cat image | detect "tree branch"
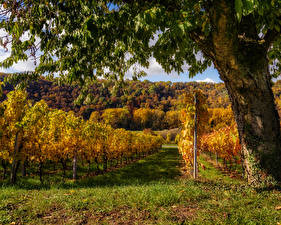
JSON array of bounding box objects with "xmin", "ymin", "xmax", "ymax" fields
[{"xmin": 189, "ymin": 29, "xmax": 216, "ymax": 62}]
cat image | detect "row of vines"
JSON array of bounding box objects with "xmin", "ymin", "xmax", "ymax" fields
[
  {"xmin": 178, "ymin": 91, "xmax": 241, "ymax": 173},
  {"xmin": 0, "ymin": 90, "xmax": 164, "ymax": 183}
]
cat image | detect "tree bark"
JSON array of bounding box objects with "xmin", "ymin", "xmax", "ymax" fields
[
  {"xmin": 204, "ymin": 0, "xmax": 281, "ymax": 187},
  {"xmin": 217, "ymin": 58, "xmax": 281, "ymax": 186}
]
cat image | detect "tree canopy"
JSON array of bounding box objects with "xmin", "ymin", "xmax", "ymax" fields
[{"xmin": 0, "ymin": 0, "xmax": 279, "ymax": 83}]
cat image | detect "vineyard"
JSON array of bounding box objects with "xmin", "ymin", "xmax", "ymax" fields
[
  {"xmin": 0, "ymin": 87, "xmax": 271, "ymax": 184},
  {"xmin": 0, "ymin": 89, "xmax": 164, "ymax": 183},
  {"xmin": 178, "ymin": 91, "xmax": 241, "ymax": 176},
  {"xmin": 0, "ymin": 88, "xmax": 280, "ymax": 224}
]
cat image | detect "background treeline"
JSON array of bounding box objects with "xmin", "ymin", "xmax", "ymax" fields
[
  {"xmin": 1, "ymin": 74, "xmax": 230, "ymax": 117},
  {"xmin": 2, "ymin": 74, "xmax": 281, "ymax": 130}
]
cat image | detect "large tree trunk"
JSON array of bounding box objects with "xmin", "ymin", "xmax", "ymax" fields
[
  {"xmin": 207, "ymin": 0, "xmax": 281, "ymax": 187},
  {"xmin": 217, "ymin": 56, "xmax": 281, "ymax": 186}
]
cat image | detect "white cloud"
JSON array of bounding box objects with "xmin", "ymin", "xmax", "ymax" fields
[
  {"xmin": 12, "ymin": 60, "xmax": 37, "ymax": 72},
  {"xmin": 195, "ymin": 78, "xmax": 215, "ymax": 83},
  {"xmin": 125, "ymin": 57, "xmax": 189, "ymax": 80},
  {"xmin": 0, "ymin": 29, "xmax": 41, "ymax": 73}
]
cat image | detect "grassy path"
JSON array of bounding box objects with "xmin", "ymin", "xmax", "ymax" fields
[{"xmin": 0, "ymin": 147, "xmax": 281, "ymax": 224}]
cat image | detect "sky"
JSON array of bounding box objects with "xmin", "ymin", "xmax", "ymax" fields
[
  {"xmin": 0, "ymin": 57, "xmax": 221, "ymax": 84},
  {"xmin": 0, "ymin": 29, "xmax": 221, "ymax": 84},
  {"xmin": 137, "ymin": 61, "xmax": 221, "ymax": 83},
  {"xmin": 0, "ymin": 53, "xmax": 221, "ymax": 84}
]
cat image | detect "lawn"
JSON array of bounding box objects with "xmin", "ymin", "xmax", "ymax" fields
[{"xmin": 0, "ymin": 147, "xmax": 280, "ymax": 224}]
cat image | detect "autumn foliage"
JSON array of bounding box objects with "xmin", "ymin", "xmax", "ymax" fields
[
  {"xmin": 0, "ymin": 90, "xmax": 164, "ymax": 182},
  {"xmin": 178, "ymin": 92, "xmax": 241, "ymax": 171},
  {"xmin": 178, "ymin": 91, "xmax": 209, "ymax": 167}
]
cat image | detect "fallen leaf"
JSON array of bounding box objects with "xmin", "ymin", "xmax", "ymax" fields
[{"xmin": 275, "ymin": 206, "xmax": 281, "ymax": 210}]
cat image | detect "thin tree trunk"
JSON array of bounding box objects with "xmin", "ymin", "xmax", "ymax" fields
[
  {"xmin": 10, "ymin": 132, "xmax": 21, "ymax": 184},
  {"xmin": 39, "ymin": 162, "xmax": 43, "ymax": 184},
  {"xmin": 73, "ymin": 153, "xmax": 77, "ymax": 180},
  {"xmin": 215, "ymin": 152, "xmax": 218, "ymax": 165},
  {"xmin": 21, "ymin": 159, "xmax": 26, "ymax": 177},
  {"xmin": 103, "ymin": 156, "xmax": 107, "ymax": 171},
  {"xmin": 87, "ymin": 160, "xmax": 91, "ymax": 175},
  {"xmin": 60, "ymin": 159, "xmax": 67, "ymax": 178},
  {"xmin": 1, "ymin": 160, "xmax": 7, "ymax": 179}
]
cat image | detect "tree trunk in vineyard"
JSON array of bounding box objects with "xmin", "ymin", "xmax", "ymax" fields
[
  {"xmin": 61, "ymin": 159, "xmax": 67, "ymax": 178},
  {"xmin": 215, "ymin": 152, "xmax": 218, "ymax": 165},
  {"xmin": 73, "ymin": 154, "xmax": 77, "ymax": 180},
  {"xmin": 10, "ymin": 132, "xmax": 22, "ymax": 184},
  {"xmin": 207, "ymin": 0, "xmax": 281, "ymax": 187},
  {"xmin": 21, "ymin": 159, "xmax": 26, "ymax": 177},
  {"xmin": 39, "ymin": 162, "xmax": 43, "ymax": 184},
  {"xmin": 2, "ymin": 160, "xmax": 7, "ymax": 179},
  {"xmin": 218, "ymin": 61, "xmax": 281, "ymax": 186}
]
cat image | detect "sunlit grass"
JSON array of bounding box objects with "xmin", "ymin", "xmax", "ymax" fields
[{"xmin": 0, "ymin": 148, "xmax": 280, "ymax": 224}]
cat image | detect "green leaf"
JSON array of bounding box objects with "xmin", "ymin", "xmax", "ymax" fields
[
  {"xmin": 243, "ymin": 0, "xmax": 255, "ymax": 15},
  {"xmin": 235, "ymin": 0, "xmax": 243, "ymax": 22}
]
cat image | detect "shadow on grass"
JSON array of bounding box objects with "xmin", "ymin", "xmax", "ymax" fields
[
  {"xmin": 70, "ymin": 148, "xmax": 181, "ymax": 188},
  {"xmin": 0, "ymin": 148, "xmax": 182, "ymax": 190}
]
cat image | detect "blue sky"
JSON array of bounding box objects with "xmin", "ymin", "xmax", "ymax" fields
[
  {"xmin": 127, "ymin": 57, "xmax": 221, "ymax": 83},
  {"xmin": 140, "ymin": 66, "xmax": 221, "ymax": 83}
]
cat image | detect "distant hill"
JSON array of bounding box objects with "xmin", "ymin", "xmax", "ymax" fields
[{"xmin": 2, "ymin": 74, "xmax": 281, "ymax": 119}]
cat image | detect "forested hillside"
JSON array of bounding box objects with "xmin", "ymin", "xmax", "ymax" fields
[
  {"xmin": 0, "ymin": 75, "xmax": 229, "ymax": 117},
  {"xmin": 2, "ymin": 74, "xmax": 281, "ymax": 122}
]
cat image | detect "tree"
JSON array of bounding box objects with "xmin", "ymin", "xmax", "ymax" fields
[
  {"xmin": 101, "ymin": 108, "xmax": 130, "ymax": 129},
  {"xmin": 133, "ymin": 108, "xmax": 153, "ymax": 130},
  {"xmin": 1, "ymin": 90, "xmax": 29, "ymax": 183},
  {"xmin": 1, "ymin": 0, "xmax": 281, "ymax": 186},
  {"xmin": 64, "ymin": 111, "xmax": 85, "ymax": 180},
  {"xmin": 165, "ymin": 111, "xmax": 181, "ymax": 129},
  {"xmin": 21, "ymin": 100, "xmax": 50, "ymax": 182}
]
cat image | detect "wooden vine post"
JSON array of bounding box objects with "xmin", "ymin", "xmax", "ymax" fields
[
  {"xmin": 193, "ymin": 92, "xmax": 198, "ymax": 179},
  {"xmin": 178, "ymin": 90, "xmax": 208, "ymax": 179}
]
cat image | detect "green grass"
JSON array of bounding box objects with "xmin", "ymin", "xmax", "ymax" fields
[{"xmin": 0, "ymin": 148, "xmax": 280, "ymax": 224}]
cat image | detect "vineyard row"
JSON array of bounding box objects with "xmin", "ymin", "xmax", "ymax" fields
[{"xmin": 0, "ymin": 90, "xmax": 164, "ymax": 183}]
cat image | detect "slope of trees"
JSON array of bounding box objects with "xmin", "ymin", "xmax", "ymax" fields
[
  {"xmin": 3, "ymin": 75, "xmax": 281, "ymax": 120},
  {"xmin": 1, "ymin": 75, "xmax": 231, "ymax": 119},
  {"xmin": 2, "ymin": 75, "xmax": 281, "ymax": 131}
]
